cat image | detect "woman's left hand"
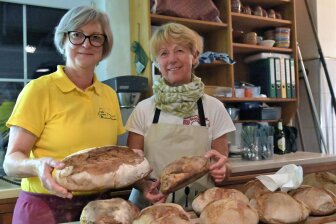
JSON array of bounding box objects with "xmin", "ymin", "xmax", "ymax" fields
[{"xmin": 204, "ymin": 150, "xmax": 228, "ymax": 183}]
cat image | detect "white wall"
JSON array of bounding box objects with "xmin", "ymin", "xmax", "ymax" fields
[
  {"xmin": 296, "ymin": 0, "xmax": 336, "ymax": 154},
  {"xmin": 94, "ymin": 0, "xmax": 131, "ymax": 81}
]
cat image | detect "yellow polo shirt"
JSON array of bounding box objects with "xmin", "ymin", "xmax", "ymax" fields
[{"xmin": 7, "ymin": 65, "xmax": 126, "ymax": 194}]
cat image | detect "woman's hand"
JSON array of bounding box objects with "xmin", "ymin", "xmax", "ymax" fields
[
  {"xmin": 204, "ymin": 149, "xmax": 228, "ymax": 184},
  {"xmin": 135, "ymin": 178, "xmax": 167, "ymax": 204},
  {"xmin": 36, "ymin": 157, "xmax": 72, "ymax": 199}
]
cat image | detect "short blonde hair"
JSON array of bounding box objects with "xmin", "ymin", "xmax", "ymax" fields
[
  {"xmin": 54, "ymin": 5, "xmax": 113, "ymax": 60},
  {"xmin": 150, "ymin": 23, "xmax": 203, "ymax": 68}
]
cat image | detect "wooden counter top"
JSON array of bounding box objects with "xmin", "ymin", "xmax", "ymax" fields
[
  {"xmin": 229, "ymin": 151, "xmax": 336, "ymax": 174},
  {"xmin": 0, "ymin": 177, "xmax": 20, "ymax": 200}
]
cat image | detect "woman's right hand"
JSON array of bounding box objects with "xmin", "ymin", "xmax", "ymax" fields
[
  {"xmin": 142, "ymin": 179, "xmax": 167, "ymax": 204},
  {"xmin": 36, "ymin": 157, "xmax": 73, "ymax": 199}
]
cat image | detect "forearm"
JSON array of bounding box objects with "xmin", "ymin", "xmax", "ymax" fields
[{"xmin": 3, "ymin": 151, "xmax": 39, "ymax": 178}]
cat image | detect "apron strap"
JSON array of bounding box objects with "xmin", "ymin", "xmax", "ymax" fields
[
  {"xmin": 152, "ymin": 98, "xmax": 206, "ymax": 126},
  {"xmin": 197, "ymin": 98, "xmax": 206, "ymax": 127},
  {"xmin": 153, "ymin": 107, "xmax": 161, "ymax": 124}
]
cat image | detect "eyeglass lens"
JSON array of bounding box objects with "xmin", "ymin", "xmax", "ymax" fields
[{"xmin": 68, "ymin": 31, "xmax": 106, "ymax": 47}]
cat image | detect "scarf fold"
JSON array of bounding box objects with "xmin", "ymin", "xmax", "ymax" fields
[{"xmin": 152, "ymin": 75, "xmax": 204, "ymax": 118}]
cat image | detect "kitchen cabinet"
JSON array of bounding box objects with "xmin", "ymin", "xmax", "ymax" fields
[
  {"xmin": 0, "ymin": 198, "xmax": 17, "ymax": 224},
  {"xmin": 129, "ymin": 0, "xmax": 298, "ymax": 124}
]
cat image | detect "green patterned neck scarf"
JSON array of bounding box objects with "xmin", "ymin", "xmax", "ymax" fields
[{"xmin": 152, "ymin": 75, "xmax": 205, "ymax": 118}]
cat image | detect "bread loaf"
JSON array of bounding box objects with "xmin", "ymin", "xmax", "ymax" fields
[
  {"xmin": 80, "ymin": 198, "xmax": 139, "ymax": 224},
  {"xmin": 200, "ymin": 198, "xmax": 259, "ymax": 224},
  {"xmin": 132, "ymin": 203, "xmax": 190, "ymax": 224},
  {"xmin": 55, "ymin": 146, "xmax": 151, "ymax": 191},
  {"xmin": 159, "ymin": 156, "xmax": 209, "ymax": 194},
  {"xmin": 192, "ymin": 187, "xmax": 249, "ymax": 214},
  {"xmin": 242, "ymin": 179, "xmax": 271, "ymax": 200},
  {"xmin": 303, "ymin": 172, "xmax": 336, "ymax": 195},
  {"xmin": 250, "ymin": 192, "xmax": 310, "ymax": 224},
  {"xmin": 289, "ymin": 185, "xmax": 336, "ymax": 216}
]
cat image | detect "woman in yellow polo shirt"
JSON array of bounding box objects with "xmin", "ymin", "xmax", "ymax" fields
[{"xmin": 3, "ymin": 6, "xmax": 125, "ymax": 224}]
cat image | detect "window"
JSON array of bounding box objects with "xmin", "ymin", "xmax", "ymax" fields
[{"xmin": 0, "ymin": 2, "xmax": 67, "ymax": 141}]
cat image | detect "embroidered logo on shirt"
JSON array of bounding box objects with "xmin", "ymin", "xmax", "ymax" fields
[
  {"xmin": 98, "ymin": 108, "xmax": 116, "ymax": 120},
  {"xmin": 183, "ymin": 115, "xmax": 209, "ymax": 126}
]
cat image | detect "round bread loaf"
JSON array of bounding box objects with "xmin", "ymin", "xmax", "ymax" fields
[
  {"xmin": 303, "ymin": 172, "xmax": 336, "ymax": 195},
  {"xmin": 289, "ymin": 185, "xmax": 336, "ymax": 216},
  {"xmin": 80, "ymin": 198, "xmax": 139, "ymax": 224},
  {"xmin": 242, "ymin": 179, "xmax": 271, "ymax": 200},
  {"xmin": 159, "ymin": 156, "xmax": 209, "ymax": 194},
  {"xmin": 250, "ymin": 192, "xmax": 310, "ymax": 224},
  {"xmin": 192, "ymin": 187, "xmax": 249, "ymax": 214},
  {"xmin": 132, "ymin": 203, "xmax": 190, "ymax": 224},
  {"xmin": 55, "ymin": 145, "xmax": 151, "ymax": 191},
  {"xmin": 200, "ymin": 198, "xmax": 259, "ymax": 224}
]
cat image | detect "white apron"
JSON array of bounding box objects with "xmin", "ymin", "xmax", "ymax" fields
[{"xmin": 129, "ymin": 99, "xmax": 214, "ymax": 210}]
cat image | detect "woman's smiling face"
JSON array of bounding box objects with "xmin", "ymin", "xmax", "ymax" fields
[{"xmin": 156, "ymin": 42, "xmax": 197, "ymax": 86}]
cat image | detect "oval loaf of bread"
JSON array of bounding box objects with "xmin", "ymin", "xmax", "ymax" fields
[
  {"xmin": 55, "ymin": 145, "xmax": 151, "ymax": 191},
  {"xmin": 159, "ymin": 156, "xmax": 209, "ymax": 194},
  {"xmin": 80, "ymin": 198, "xmax": 139, "ymax": 224}
]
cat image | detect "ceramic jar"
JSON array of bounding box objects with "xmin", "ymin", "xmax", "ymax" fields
[
  {"xmin": 231, "ymin": 0, "xmax": 242, "ymax": 13},
  {"xmin": 243, "ymin": 32, "xmax": 257, "ymax": 45}
]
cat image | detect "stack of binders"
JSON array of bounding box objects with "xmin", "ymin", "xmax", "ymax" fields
[{"xmin": 246, "ymin": 53, "xmax": 296, "ymax": 98}]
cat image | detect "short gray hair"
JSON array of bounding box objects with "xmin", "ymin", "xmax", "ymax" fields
[{"xmin": 54, "ymin": 5, "xmax": 113, "ymax": 60}]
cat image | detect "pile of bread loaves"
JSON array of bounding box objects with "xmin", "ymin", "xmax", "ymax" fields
[{"xmin": 54, "ymin": 146, "xmax": 336, "ymax": 223}]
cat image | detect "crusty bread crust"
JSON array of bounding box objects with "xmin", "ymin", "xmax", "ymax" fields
[
  {"xmin": 132, "ymin": 203, "xmax": 190, "ymax": 224},
  {"xmin": 159, "ymin": 156, "xmax": 209, "ymax": 194},
  {"xmin": 55, "ymin": 146, "xmax": 151, "ymax": 191},
  {"xmin": 192, "ymin": 187, "xmax": 249, "ymax": 214},
  {"xmin": 289, "ymin": 185, "xmax": 336, "ymax": 216},
  {"xmin": 250, "ymin": 192, "xmax": 310, "ymax": 224},
  {"xmin": 80, "ymin": 198, "xmax": 139, "ymax": 224},
  {"xmin": 200, "ymin": 198, "xmax": 259, "ymax": 224}
]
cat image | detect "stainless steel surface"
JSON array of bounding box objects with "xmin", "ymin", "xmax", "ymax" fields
[{"xmin": 117, "ymin": 92, "xmax": 141, "ymax": 108}]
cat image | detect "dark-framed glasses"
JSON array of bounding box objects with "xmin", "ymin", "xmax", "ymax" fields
[{"xmin": 67, "ymin": 31, "xmax": 106, "ymax": 47}]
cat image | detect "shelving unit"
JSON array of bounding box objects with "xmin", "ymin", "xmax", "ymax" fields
[{"xmin": 129, "ymin": 0, "xmax": 298, "ymax": 124}]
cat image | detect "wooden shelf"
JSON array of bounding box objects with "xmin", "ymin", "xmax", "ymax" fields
[
  {"xmin": 216, "ymin": 97, "xmax": 296, "ymax": 103},
  {"xmin": 233, "ymin": 119, "xmax": 279, "ymax": 123},
  {"xmin": 233, "ymin": 43, "xmax": 293, "ymax": 54},
  {"xmin": 240, "ymin": 0, "xmax": 291, "ymax": 8},
  {"xmin": 151, "ymin": 14, "xmax": 227, "ymax": 33},
  {"xmin": 198, "ymin": 61, "xmax": 230, "ymax": 68},
  {"xmin": 232, "ymin": 12, "xmax": 291, "ymax": 31}
]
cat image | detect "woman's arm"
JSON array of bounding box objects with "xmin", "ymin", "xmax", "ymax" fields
[
  {"xmin": 4, "ymin": 126, "xmax": 72, "ymax": 198},
  {"xmin": 211, "ymin": 133, "xmax": 229, "ymax": 157},
  {"xmin": 205, "ymin": 134, "xmax": 230, "ymax": 184},
  {"xmin": 127, "ymin": 131, "xmax": 144, "ymax": 151}
]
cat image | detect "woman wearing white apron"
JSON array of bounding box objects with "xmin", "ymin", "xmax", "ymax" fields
[{"xmin": 126, "ymin": 23, "xmax": 235, "ymax": 209}]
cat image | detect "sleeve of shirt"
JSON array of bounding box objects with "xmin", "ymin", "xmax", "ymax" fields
[
  {"xmin": 6, "ymin": 81, "xmax": 47, "ymax": 137},
  {"xmin": 210, "ymin": 98, "xmax": 236, "ymax": 140},
  {"xmin": 125, "ymin": 100, "xmax": 149, "ymax": 136}
]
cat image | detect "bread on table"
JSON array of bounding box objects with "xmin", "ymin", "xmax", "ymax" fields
[
  {"xmin": 289, "ymin": 185, "xmax": 336, "ymax": 216},
  {"xmin": 132, "ymin": 203, "xmax": 191, "ymax": 224},
  {"xmin": 192, "ymin": 187, "xmax": 249, "ymax": 214},
  {"xmin": 55, "ymin": 145, "xmax": 151, "ymax": 191},
  {"xmin": 242, "ymin": 179, "xmax": 271, "ymax": 200},
  {"xmin": 159, "ymin": 156, "xmax": 209, "ymax": 194},
  {"xmin": 250, "ymin": 192, "xmax": 310, "ymax": 224},
  {"xmin": 199, "ymin": 198, "xmax": 259, "ymax": 224},
  {"xmin": 303, "ymin": 172, "xmax": 336, "ymax": 195},
  {"xmin": 80, "ymin": 198, "xmax": 139, "ymax": 224}
]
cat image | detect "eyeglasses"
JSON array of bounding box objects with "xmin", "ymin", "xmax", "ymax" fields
[{"xmin": 67, "ymin": 31, "xmax": 106, "ymax": 47}]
